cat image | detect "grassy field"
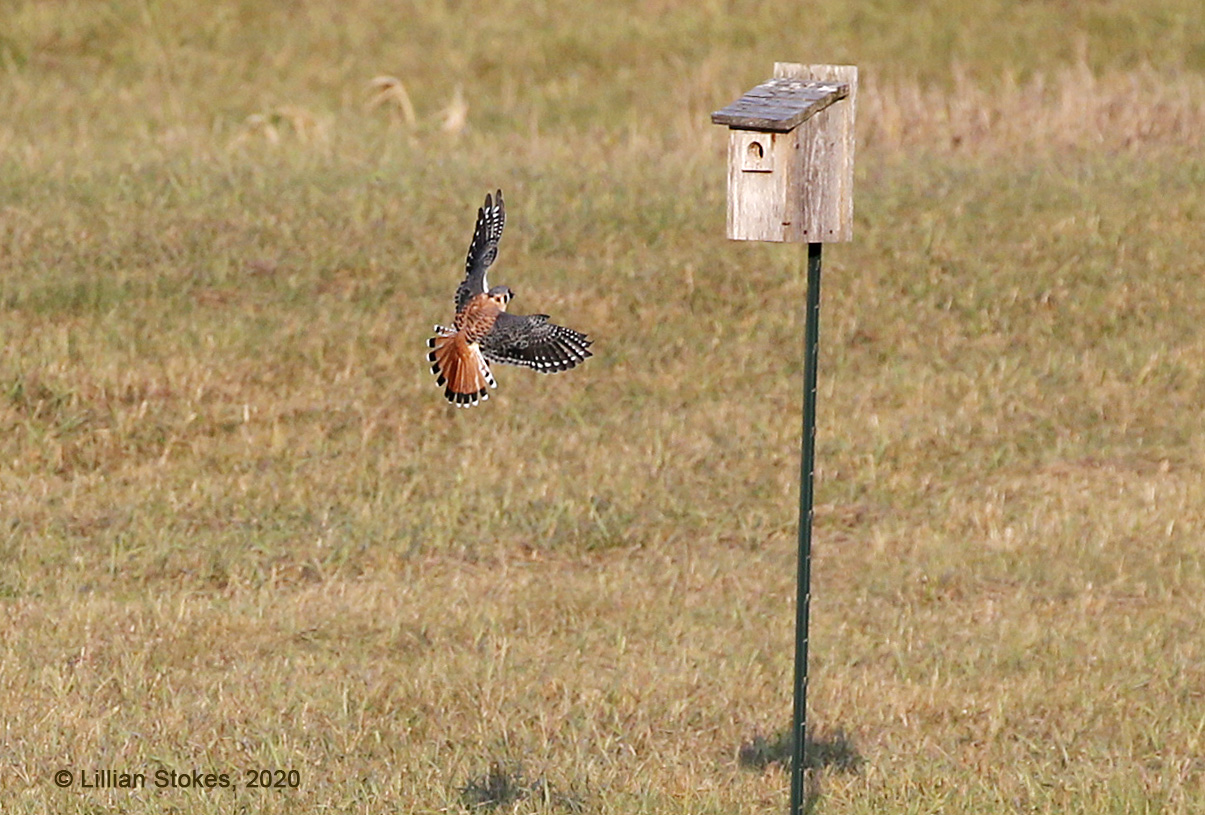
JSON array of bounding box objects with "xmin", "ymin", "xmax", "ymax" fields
[{"xmin": 3, "ymin": 1, "xmax": 1205, "ymax": 812}]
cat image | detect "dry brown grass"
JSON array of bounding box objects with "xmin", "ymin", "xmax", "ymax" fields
[{"xmin": 861, "ymin": 61, "xmax": 1205, "ymax": 154}]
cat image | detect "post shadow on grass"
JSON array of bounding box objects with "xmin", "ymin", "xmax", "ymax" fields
[
  {"xmin": 738, "ymin": 728, "xmax": 862, "ymax": 813},
  {"xmin": 738, "ymin": 727, "xmax": 863, "ymax": 773}
]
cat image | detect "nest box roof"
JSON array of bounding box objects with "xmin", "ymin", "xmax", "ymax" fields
[{"xmin": 711, "ymin": 78, "xmax": 849, "ymax": 132}]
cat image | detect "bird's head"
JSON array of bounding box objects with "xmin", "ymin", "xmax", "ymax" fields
[{"xmin": 487, "ymin": 285, "xmax": 513, "ymax": 309}]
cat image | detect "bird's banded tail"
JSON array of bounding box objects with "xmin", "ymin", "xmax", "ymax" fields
[{"xmin": 426, "ymin": 327, "xmax": 496, "ymax": 407}]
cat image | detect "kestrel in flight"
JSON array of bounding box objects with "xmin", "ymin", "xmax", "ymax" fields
[{"xmin": 427, "ymin": 190, "xmax": 592, "ymax": 407}]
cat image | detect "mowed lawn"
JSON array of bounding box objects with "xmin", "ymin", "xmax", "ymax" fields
[{"xmin": 2, "ymin": 2, "xmax": 1205, "ymax": 813}]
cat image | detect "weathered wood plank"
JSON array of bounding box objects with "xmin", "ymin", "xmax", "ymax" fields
[
  {"xmin": 776, "ymin": 62, "xmax": 857, "ymax": 243},
  {"xmin": 726, "ymin": 129, "xmax": 793, "ymax": 241},
  {"xmin": 711, "ymin": 78, "xmax": 848, "ymax": 132}
]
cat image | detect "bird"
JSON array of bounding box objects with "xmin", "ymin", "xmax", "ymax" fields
[{"xmin": 427, "ymin": 190, "xmax": 592, "ymax": 407}]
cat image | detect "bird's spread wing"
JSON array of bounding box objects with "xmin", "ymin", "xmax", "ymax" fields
[
  {"xmin": 455, "ymin": 190, "xmax": 506, "ymax": 313},
  {"xmin": 480, "ymin": 312, "xmax": 592, "ymax": 373}
]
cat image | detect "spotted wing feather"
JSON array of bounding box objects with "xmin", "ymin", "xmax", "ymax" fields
[
  {"xmin": 480, "ymin": 312, "xmax": 592, "ymax": 373},
  {"xmin": 454, "ymin": 190, "xmax": 506, "ymax": 313}
]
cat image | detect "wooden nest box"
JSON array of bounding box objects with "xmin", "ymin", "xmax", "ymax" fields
[{"xmin": 711, "ymin": 63, "xmax": 857, "ymax": 243}]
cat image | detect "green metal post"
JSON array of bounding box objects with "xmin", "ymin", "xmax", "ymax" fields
[{"xmin": 790, "ymin": 242, "xmax": 823, "ymax": 815}]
